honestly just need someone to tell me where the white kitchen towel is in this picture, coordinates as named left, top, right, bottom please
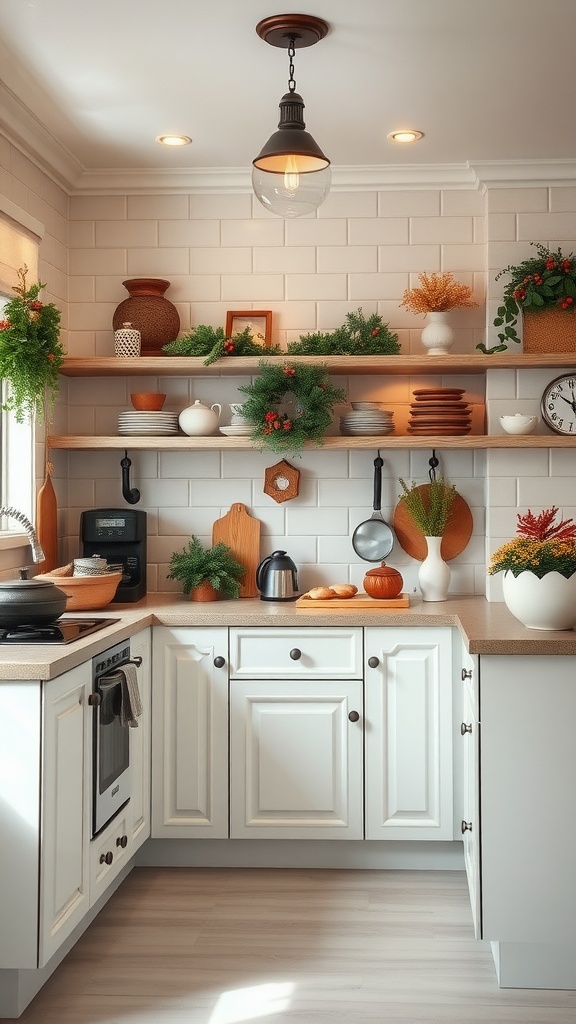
left=118, top=663, right=142, bottom=728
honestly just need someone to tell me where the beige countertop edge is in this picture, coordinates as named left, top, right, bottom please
left=1, top=595, right=575, bottom=679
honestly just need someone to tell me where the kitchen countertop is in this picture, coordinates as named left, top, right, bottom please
left=1, top=593, right=575, bottom=680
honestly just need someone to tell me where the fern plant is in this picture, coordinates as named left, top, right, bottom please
left=287, top=308, right=400, bottom=356
left=166, top=536, right=245, bottom=598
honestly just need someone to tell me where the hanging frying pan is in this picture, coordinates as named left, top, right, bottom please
left=352, top=454, right=395, bottom=562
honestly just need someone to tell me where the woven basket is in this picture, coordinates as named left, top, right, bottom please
left=523, top=308, right=576, bottom=353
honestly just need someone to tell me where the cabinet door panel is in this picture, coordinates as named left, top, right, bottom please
left=152, top=627, right=228, bottom=838
left=39, top=663, right=91, bottom=966
left=461, top=680, right=481, bottom=938
left=230, top=680, right=363, bottom=839
left=129, top=628, right=151, bottom=851
left=365, top=627, right=453, bottom=840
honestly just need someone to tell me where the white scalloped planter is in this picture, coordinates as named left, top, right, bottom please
left=502, top=569, right=576, bottom=630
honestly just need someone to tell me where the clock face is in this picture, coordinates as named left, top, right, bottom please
left=541, top=374, right=576, bottom=435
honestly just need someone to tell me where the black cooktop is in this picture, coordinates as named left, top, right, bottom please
left=0, top=617, right=120, bottom=645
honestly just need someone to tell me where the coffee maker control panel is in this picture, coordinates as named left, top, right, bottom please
left=81, top=508, right=146, bottom=602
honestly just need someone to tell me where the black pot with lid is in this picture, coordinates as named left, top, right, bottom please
left=0, top=569, right=67, bottom=626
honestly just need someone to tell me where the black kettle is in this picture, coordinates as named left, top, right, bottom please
left=256, top=550, right=300, bottom=602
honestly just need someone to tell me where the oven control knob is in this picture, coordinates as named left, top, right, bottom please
left=116, top=835, right=128, bottom=849
left=88, top=693, right=102, bottom=706
left=100, top=851, right=113, bottom=865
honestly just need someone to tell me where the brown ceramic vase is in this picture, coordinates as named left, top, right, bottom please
left=113, top=278, right=180, bottom=356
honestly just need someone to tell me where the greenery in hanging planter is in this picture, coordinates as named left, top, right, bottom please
left=488, top=507, right=576, bottom=578
left=479, top=242, right=576, bottom=354
left=0, top=266, right=64, bottom=422
left=398, top=477, right=457, bottom=537
left=162, top=324, right=281, bottom=365
left=166, top=536, right=246, bottom=598
left=238, top=361, right=346, bottom=454
left=286, top=308, right=400, bottom=356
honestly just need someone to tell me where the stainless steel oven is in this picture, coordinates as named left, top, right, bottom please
left=89, top=639, right=141, bottom=837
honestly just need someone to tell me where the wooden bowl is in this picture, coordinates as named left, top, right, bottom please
left=130, top=392, right=166, bottom=411
left=35, top=571, right=122, bottom=610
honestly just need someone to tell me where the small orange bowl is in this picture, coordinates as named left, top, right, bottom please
left=130, top=392, right=166, bottom=411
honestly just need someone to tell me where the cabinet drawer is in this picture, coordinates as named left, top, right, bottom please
left=230, top=627, right=363, bottom=679
left=89, top=812, right=131, bottom=907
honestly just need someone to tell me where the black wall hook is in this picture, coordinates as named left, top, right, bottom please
left=121, top=450, right=141, bottom=504
left=428, top=449, right=439, bottom=482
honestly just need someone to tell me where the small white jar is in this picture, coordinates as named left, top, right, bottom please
left=114, top=322, right=141, bottom=357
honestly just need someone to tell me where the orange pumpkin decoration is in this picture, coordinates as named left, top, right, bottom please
left=363, top=562, right=403, bottom=599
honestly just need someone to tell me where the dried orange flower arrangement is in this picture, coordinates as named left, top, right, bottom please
left=401, top=272, right=478, bottom=315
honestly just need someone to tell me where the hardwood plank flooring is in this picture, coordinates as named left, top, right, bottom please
left=10, top=868, right=576, bottom=1024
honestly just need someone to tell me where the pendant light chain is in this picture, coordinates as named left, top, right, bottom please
left=287, top=36, right=297, bottom=93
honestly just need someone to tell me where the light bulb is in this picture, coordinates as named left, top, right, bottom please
left=252, top=164, right=331, bottom=218
left=283, top=155, right=300, bottom=193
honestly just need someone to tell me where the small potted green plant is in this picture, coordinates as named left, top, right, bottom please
left=480, top=242, right=576, bottom=354
left=0, top=265, right=64, bottom=422
left=397, top=477, right=457, bottom=602
left=167, top=536, right=245, bottom=601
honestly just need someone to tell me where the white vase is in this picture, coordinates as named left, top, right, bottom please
left=418, top=535, right=451, bottom=601
left=421, top=312, right=454, bottom=355
left=502, top=570, right=576, bottom=630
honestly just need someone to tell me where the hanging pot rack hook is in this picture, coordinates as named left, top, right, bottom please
left=120, top=450, right=141, bottom=505
left=428, top=449, right=439, bottom=482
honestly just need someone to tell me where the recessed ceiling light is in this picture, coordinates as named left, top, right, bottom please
left=155, top=135, right=192, bottom=147
left=387, top=130, right=424, bottom=143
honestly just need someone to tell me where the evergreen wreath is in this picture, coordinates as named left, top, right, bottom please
left=238, top=361, right=346, bottom=454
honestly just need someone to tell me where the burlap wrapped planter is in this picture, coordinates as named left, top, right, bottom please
left=523, top=307, right=576, bottom=353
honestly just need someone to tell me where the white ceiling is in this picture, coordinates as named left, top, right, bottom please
left=1, top=0, right=575, bottom=190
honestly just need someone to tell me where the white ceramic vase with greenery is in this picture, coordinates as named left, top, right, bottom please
left=398, top=477, right=457, bottom=602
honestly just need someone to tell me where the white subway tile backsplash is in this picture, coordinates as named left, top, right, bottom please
left=222, top=275, right=284, bottom=300
left=286, top=274, right=347, bottom=300
left=159, top=220, right=220, bottom=246
left=96, top=220, right=157, bottom=247
left=69, top=195, right=127, bottom=220
left=319, top=192, right=378, bottom=218
left=411, top=217, right=473, bottom=245
left=126, top=248, right=190, bottom=276
left=517, top=212, right=576, bottom=240
left=318, top=246, right=377, bottom=273
left=254, top=246, right=316, bottom=273
left=378, top=191, right=440, bottom=217
left=349, top=219, right=409, bottom=245
left=221, top=219, right=284, bottom=247
left=487, top=188, right=548, bottom=213
left=550, top=188, right=576, bottom=212
left=441, top=191, right=486, bottom=216
left=190, top=194, right=252, bottom=219
left=127, top=194, right=189, bottom=220
left=286, top=507, right=349, bottom=535
left=70, top=249, right=127, bottom=276
left=519, top=476, right=576, bottom=506
left=379, top=244, right=440, bottom=272
left=286, top=219, right=347, bottom=246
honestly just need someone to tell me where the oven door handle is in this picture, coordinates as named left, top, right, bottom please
left=126, top=656, right=142, bottom=668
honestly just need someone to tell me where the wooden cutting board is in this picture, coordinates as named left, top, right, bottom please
left=36, top=464, right=58, bottom=573
left=297, top=593, right=410, bottom=609
left=393, top=484, right=473, bottom=561
left=212, top=503, right=261, bottom=598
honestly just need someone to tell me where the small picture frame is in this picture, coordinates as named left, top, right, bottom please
left=226, top=310, right=272, bottom=347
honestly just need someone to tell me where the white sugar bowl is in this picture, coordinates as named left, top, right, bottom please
left=179, top=400, right=222, bottom=436
left=500, top=413, right=539, bottom=435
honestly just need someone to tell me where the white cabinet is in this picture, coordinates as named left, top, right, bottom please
left=460, top=649, right=481, bottom=938
left=364, top=627, right=453, bottom=841
left=151, top=626, right=229, bottom=838
left=230, top=678, right=364, bottom=839
left=38, top=661, right=92, bottom=966
left=129, top=627, right=151, bottom=851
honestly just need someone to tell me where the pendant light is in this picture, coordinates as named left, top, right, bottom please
left=252, top=14, right=331, bottom=218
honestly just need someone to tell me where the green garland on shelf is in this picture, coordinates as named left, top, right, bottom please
left=162, top=324, right=281, bottom=365
left=286, top=308, right=400, bottom=356
left=238, top=361, right=346, bottom=454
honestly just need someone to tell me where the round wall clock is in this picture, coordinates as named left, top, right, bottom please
left=541, top=373, right=576, bottom=435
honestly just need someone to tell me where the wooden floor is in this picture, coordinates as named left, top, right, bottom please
left=12, top=868, right=576, bottom=1024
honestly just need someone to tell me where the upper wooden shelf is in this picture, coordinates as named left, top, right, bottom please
left=58, top=353, right=576, bottom=378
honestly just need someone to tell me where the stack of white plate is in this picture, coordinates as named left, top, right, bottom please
left=340, top=408, right=394, bottom=436
left=118, top=411, right=179, bottom=436
left=219, top=423, right=255, bottom=437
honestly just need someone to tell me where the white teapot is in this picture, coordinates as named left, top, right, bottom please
left=179, top=399, right=222, bottom=436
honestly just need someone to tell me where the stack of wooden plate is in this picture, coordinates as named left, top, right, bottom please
left=407, top=388, right=472, bottom=435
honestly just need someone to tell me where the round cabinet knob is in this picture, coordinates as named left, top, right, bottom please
left=461, top=668, right=473, bottom=680
left=100, top=851, right=113, bottom=865
left=460, top=722, right=473, bottom=735
left=213, top=656, right=226, bottom=668
left=289, top=648, right=302, bottom=661
left=461, top=820, right=473, bottom=834
left=88, top=693, right=102, bottom=706
left=348, top=710, right=360, bottom=723
left=367, top=656, right=379, bottom=669
left=116, top=835, right=128, bottom=849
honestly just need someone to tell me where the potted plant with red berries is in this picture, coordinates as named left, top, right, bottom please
left=0, top=265, right=64, bottom=422
left=480, top=242, right=576, bottom=354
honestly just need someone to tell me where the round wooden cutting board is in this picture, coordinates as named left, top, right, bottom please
left=393, top=484, right=474, bottom=561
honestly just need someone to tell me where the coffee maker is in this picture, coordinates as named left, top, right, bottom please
left=80, top=508, right=147, bottom=602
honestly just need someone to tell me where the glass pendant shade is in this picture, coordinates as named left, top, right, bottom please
left=252, top=90, right=331, bottom=218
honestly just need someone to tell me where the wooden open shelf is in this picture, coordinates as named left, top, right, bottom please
left=47, top=434, right=576, bottom=451
left=57, top=353, right=576, bottom=378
